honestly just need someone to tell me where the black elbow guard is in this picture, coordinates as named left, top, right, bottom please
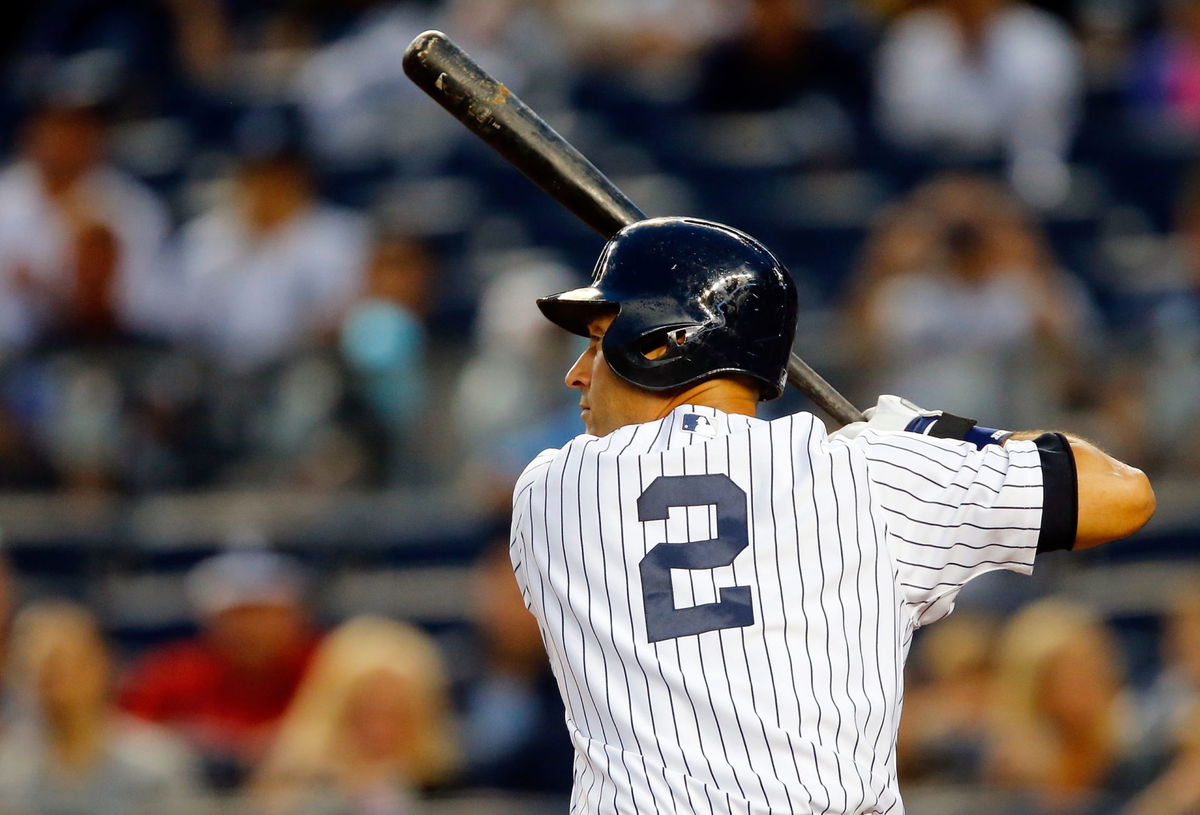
left=1035, top=432, right=1078, bottom=553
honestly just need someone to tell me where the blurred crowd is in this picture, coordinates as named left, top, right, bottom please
left=0, top=0, right=1198, bottom=812
left=0, top=0, right=1198, bottom=494
left=0, top=546, right=575, bottom=815
left=1, top=546, right=1199, bottom=814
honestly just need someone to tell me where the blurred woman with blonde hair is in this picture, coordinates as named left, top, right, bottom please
left=252, top=615, right=459, bottom=815
left=985, top=598, right=1148, bottom=813
left=0, top=600, right=200, bottom=815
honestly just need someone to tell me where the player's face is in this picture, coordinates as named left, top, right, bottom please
left=566, top=313, right=670, bottom=436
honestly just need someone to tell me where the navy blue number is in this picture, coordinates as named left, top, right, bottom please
left=637, top=474, right=753, bottom=643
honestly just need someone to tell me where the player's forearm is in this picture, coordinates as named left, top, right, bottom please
left=1007, top=431, right=1155, bottom=550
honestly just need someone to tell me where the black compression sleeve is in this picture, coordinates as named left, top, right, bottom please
left=1034, top=432, right=1078, bottom=553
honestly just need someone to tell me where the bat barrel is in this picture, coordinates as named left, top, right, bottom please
left=403, top=30, right=645, bottom=238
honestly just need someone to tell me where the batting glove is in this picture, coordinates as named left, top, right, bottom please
left=830, top=395, right=1012, bottom=449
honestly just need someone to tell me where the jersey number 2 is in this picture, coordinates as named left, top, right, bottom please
left=637, top=474, right=754, bottom=643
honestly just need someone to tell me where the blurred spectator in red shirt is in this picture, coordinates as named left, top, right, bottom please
left=119, top=550, right=321, bottom=789
left=0, top=100, right=173, bottom=350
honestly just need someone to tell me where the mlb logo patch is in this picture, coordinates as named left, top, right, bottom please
left=681, top=413, right=715, bottom=436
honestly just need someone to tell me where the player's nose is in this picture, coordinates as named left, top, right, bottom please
left=565, top=347, right=591, bottom=391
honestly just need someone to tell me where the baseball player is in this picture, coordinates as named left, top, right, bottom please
left=509, top=217, right=1155, bottom=814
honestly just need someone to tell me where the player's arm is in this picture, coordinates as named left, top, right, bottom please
left=833, top=395, right=1156, bottom=551
left=1004, top=430, right=1154, bottom=550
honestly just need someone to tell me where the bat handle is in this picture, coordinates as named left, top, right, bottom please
left=786, top=354, right=864, bottom=425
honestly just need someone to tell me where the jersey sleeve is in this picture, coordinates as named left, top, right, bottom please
left=509, top=448, right=558, bottom=608
left=852, top=430, right=1045, bottom=627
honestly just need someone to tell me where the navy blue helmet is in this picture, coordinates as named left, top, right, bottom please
left=537, top=217, right=798, bottom=400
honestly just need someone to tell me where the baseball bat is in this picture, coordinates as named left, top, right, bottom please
left=402, top=30, right=864, bottom=425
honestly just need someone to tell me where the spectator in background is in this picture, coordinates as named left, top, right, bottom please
left=846, top=173, right=1095, bottom=430
left=1128, top=0, right=1200, bottom=134
left=1127, top=707, right=1200, bottom=815
left=0, top=601, right=200, bottom=815
left=1128, top=170, right=1200, bottom=474
left=173, top=144, right=369, bottom=371
left=897, top=613, right=998, bottom=784
left=0, top=100, right=172, bottom=351
left=120, top=550, right=321, bottom=789
left=251, top=616, right=459, bottom=815
left=339, top=232, right=432, bottom=482
left=875, top=0, right=1082, bottom=206
left=552, top=0, right=739, bottom=101
left=461, top=541, right=572, bottom=796
left=1145, top=587, right=1200, bottom=747
left=291, top=0, right=445, bottom=166
left=453, top=255, right=582, bottom=508
left=1131, top=585, right=1200, bottom=815
left=984, top=599, right=1151, bottom=814
left=695, top=0, right=867, bottom=114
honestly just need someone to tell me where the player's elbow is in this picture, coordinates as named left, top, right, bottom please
left=1121, top=467, right=1157, bottom=537
left=1074, top=463, right=1156, bottom=550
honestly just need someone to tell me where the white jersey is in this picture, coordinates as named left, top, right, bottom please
left=510, top=404, right=1046, bottom=815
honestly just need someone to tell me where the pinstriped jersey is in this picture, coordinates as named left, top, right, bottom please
left=510, top=404, right=1045, bottom=815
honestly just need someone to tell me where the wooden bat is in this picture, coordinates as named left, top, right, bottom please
left=402, top=30, right=864, bottom=425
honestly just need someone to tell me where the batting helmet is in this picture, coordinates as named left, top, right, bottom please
left=537, top=217, right=798, bottom=400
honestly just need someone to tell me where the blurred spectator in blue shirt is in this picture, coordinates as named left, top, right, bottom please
left=0, top=101, right=173, bottom=351
left=339, top=233, right=432, bottom=482
left=173, top=146, right=370, bottom=371
left=0, top=601, right=202, bottom=815
left=875, top=0, right=1082, bottom=207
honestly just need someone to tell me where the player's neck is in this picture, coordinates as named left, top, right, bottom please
left=656, top=377, right=758, bottom=420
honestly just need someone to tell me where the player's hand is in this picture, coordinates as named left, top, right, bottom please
left=829, top=395, right=1012, bottom=448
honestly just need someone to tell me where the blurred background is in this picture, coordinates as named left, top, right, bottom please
left=0, top=0, right=1196, bottom=812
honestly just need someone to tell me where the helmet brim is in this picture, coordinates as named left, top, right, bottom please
left=536, top=286, right=617, bottom=337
